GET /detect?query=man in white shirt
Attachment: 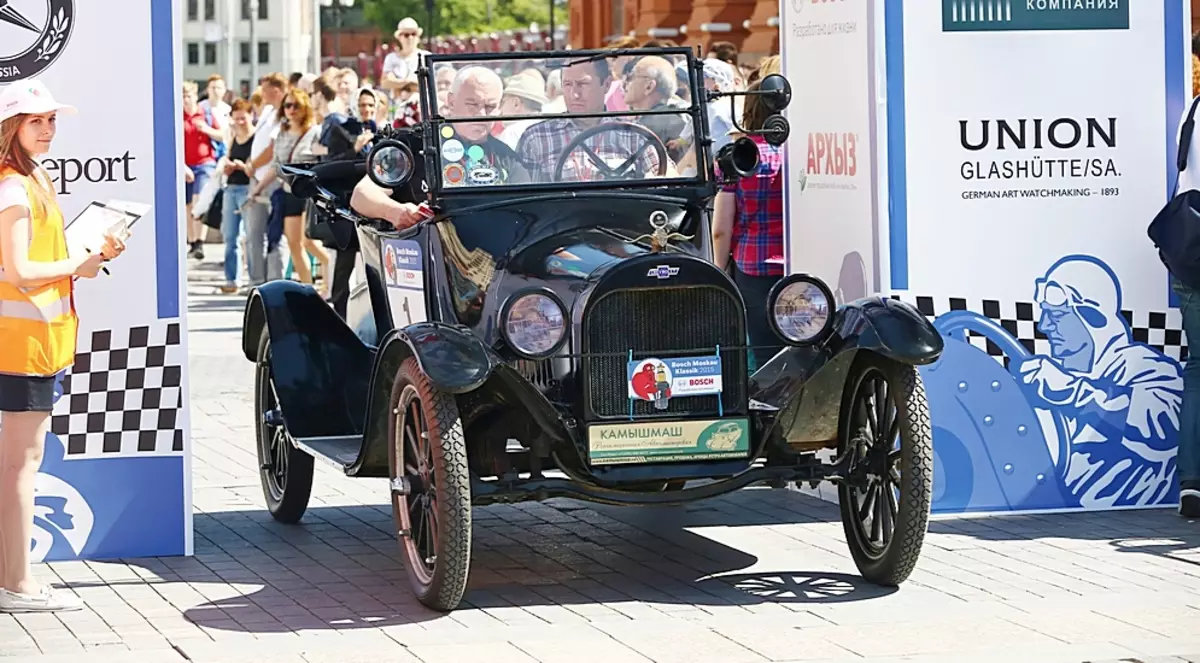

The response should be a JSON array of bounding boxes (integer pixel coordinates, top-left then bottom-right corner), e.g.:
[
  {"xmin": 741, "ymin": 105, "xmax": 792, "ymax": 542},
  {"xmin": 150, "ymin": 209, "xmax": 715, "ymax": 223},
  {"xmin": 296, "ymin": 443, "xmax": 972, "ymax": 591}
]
[
  {"xmin": 381, "ymin": 18, "xmax": 429, "ymax": 98},
  {"xmin": 198, "ymin": 74, "xmax": 231, "ymax": 140},
  {"xmin": 242, "ymin": 73, "xmax": 289, "ymax": 290}
]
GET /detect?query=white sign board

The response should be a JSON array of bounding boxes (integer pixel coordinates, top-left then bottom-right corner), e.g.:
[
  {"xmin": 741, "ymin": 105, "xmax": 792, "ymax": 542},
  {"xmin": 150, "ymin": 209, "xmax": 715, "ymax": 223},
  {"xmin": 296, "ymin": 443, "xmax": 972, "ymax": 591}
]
[
  {"xmin": 785, "ymin": 0, "xmax": 1192, "ymax": 514},
  {"xmin": 1, "ymin": 0, "xmax": 191, "ymax": 559}
]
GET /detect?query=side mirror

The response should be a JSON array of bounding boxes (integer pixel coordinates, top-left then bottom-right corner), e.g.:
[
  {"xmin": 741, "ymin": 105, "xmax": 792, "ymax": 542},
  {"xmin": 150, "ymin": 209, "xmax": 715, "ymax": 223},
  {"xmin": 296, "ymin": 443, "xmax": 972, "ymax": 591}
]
[
  {"xmin": 290, "ymin": 175, "xmax": 317, "ymax": 200},
  {"xmin": 716, "ymin": 136, "xmax": 761, "ymax": 179},
  {"xmin": 759, "ymin": 74, "xmax": 792, "ymax": 113},
  {"xmin": 761, "ymin": 114, "xmax": 790, "ymax": 147},
  {"xmin": 367, "ymin": 139, "xmax": 416, "ymax": 189}
]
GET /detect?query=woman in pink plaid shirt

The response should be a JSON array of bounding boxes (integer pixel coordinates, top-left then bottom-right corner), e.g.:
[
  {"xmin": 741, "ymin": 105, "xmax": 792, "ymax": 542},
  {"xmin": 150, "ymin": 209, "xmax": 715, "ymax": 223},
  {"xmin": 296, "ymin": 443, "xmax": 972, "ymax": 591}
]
[{"xmin": 712, "ymin": 81, "xmax": 786, "ymax": 369}]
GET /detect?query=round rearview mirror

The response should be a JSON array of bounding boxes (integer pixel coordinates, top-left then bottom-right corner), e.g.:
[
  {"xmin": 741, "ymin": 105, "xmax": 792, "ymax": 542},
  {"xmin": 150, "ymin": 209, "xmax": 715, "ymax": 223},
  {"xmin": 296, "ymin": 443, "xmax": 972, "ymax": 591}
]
[
  {"xmin": 716, "ymin": 137, "xmax": 761, "ymax": 180},
  {"xmin": 761, "ymin": 114, "xmax": 791, "ymax": 147},
  {"xmin": 368, "ymin": 139, "xmax": 415, "ymax": 189},
  {"xmin": 759, "ymin": 74, "xmax": 792, "ymax": 113}
]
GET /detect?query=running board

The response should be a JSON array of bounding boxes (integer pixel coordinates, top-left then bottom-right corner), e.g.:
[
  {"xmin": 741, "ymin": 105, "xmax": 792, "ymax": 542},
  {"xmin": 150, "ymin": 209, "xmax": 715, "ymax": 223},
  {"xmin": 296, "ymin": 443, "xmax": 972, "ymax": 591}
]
[{"xmin": 292, "ymin": 435, "xmax": 362, "ymax": 473}]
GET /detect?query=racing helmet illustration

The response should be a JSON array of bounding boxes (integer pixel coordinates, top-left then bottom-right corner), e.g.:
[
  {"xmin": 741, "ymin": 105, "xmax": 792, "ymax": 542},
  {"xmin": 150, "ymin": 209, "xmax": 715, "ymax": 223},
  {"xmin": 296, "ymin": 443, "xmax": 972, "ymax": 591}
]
[
  {"xmin": 1032, "ymin": 256, "xmax": 1126, "ymax": 374},
  {"xmin": 914, "ymin": 259, "xmax": 1136, "ymax": 512}
]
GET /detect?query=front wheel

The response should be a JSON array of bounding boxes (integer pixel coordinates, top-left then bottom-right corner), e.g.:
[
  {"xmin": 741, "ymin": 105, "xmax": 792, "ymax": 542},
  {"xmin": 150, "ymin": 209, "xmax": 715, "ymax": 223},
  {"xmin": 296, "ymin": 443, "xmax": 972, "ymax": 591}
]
[
  {"xmin": 254, "ymin": 329, "xmax": 315, "ymax": 524},
  {"xmin": 387, "ymin": 357, "xmax": 472, "ymax": 611},
  {"xmin": 836, "ymin": 355, "xmax": 933, "ymax": 586}
]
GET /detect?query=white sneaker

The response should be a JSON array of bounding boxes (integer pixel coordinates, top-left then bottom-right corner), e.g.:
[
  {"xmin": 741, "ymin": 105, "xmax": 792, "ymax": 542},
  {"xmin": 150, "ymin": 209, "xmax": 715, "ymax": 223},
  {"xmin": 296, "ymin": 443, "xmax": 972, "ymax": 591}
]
[{"xmin": 0, "ymin": 587, "xmax": 83, "ymax": 613}]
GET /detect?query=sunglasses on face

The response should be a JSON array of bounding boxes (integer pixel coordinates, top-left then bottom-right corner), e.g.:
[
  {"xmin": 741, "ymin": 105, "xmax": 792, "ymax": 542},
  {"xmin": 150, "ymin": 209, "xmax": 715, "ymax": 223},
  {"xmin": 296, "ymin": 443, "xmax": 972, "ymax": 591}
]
[
  {"xmin": 283, "ymin": 102, "xmax": 297, "ymax": 109},
  {"xmin": 399, "ymin": 32, "xmax": 419, "ymax": 37}
]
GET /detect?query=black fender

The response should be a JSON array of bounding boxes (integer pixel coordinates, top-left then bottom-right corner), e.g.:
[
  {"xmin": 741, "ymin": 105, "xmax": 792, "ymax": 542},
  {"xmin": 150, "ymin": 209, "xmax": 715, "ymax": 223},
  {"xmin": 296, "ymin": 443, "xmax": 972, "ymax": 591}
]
[
  {"xmin": 347, "ymin": 321, "xmax": 502, "ymax": 477},
  {"xmin": 748, "ymin": 296, "xmax": 942, "ymax": 448},
  {"xmin": 241, "ymin": 280, "xmax": 375, "ymax": 439},
  {"xmin": 831, "ymin": 296, "xmax": 943, "ymax": 366}
]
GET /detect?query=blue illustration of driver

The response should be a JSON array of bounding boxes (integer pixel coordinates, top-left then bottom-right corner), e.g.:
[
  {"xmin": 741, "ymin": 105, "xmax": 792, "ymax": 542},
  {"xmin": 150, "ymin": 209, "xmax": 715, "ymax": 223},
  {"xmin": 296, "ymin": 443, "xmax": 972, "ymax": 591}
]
[
  {"xmin": 926, "ymin": 255, "xmax": 1183, "ymax": 512},
  {"xmin": 1020, "ymin": 256, "xmax": 1181, "ymax": 509}
]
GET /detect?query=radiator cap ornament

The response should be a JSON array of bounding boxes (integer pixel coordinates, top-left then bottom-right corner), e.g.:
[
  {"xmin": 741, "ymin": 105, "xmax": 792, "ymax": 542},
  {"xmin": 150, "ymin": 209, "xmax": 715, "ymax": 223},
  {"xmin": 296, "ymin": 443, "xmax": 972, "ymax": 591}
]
[{"xmin": 633, "ymin": 210, "xmax": 692, "ymax": 252}]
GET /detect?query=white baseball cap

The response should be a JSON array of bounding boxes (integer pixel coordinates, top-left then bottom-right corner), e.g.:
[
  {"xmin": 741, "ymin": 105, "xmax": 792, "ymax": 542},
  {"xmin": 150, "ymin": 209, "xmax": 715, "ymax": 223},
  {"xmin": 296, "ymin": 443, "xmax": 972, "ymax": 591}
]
[{"xmin": 0, "ymin": 80, "xmax": 77, "ymax": 124}]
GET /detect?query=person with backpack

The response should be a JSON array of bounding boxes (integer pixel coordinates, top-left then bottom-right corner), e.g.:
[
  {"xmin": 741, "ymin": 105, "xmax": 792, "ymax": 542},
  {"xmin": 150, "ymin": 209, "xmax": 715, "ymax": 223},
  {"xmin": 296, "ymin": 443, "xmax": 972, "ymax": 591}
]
[
  {"xmin": 183, "ymin": 81, "xmax": 224, "ymax": 260},
  {"xmin": 1149, "ymin": 71, "xmax": 1200, "ymax": 518}
]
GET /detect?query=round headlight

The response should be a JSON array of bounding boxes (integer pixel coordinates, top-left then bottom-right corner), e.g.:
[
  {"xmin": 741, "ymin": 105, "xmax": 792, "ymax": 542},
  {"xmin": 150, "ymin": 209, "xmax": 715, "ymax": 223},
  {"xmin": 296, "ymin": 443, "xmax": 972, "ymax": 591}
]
[
  {"xmin": 769, "ymin": 276, "xmax": 834, "ymax": 345},
  {"xmin": 502, "ymin": 291, "xmax": 567, "ymax": 358}
]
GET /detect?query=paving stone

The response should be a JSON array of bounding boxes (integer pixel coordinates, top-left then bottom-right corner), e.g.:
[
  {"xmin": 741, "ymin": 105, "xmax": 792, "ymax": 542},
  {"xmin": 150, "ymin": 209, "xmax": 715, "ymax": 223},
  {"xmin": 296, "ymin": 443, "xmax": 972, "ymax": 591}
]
[{"xmin": 22, "ymin": 255, "xmax": 1200, "ymax": 662}]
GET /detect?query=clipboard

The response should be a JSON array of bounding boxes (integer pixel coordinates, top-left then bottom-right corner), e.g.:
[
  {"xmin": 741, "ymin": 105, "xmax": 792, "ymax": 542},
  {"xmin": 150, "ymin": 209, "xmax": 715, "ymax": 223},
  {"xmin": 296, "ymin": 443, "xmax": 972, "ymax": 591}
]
[{"xmin": 64, "ymin": 200, "xmax": 150, "ymax": 257}]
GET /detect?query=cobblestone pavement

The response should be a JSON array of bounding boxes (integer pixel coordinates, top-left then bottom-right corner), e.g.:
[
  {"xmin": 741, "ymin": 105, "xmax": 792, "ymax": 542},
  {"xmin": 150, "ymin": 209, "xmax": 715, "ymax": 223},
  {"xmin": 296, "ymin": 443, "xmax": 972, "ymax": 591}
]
[{"xmin": 3, "ymin": 254, "xmax": 1200, "ymax": 663}]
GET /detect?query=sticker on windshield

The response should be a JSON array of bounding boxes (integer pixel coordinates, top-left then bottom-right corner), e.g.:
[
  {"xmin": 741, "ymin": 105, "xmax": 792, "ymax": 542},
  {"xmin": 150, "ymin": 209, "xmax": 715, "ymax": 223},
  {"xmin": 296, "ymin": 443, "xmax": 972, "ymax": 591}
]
[
  {"xmin": 466, "ymin": 144, "xmax": 485, "ymax": 163},
  {"xmin": 468, "ymin": 167, "xmax": 498, "ymax": 185},
  {"xmin": 444, "ymin": 164, "xmax": 465, "ymax": 186},
  {"xmin": 441, "ymin": 139, "xmax": 464, "ymax": 162},
  {"xmin": 440, "ymin": 126, "xmax": 454, "ymax": 139}
]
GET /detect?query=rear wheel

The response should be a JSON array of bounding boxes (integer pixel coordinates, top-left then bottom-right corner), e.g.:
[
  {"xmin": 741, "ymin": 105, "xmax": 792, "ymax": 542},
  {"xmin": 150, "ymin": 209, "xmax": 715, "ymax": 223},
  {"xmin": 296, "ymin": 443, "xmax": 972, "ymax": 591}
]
[
  {"xmin": 388, "ymin": 356, "xmax": 472, "ymax": 611},
  {"xmin": 254, "ymin": 329, "xmax": 314, "ymax": 524},
  {"xmin": 836, "ymin": 355, "xmax": 933, "ymax": 585}
]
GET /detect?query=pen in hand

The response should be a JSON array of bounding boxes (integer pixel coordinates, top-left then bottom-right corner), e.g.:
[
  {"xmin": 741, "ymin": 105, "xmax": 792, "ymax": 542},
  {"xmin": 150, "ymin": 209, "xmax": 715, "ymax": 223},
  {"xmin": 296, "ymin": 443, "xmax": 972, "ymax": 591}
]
[{"xmin": 84, "ymin": 247, "xmax": 110, "ymax": 276}]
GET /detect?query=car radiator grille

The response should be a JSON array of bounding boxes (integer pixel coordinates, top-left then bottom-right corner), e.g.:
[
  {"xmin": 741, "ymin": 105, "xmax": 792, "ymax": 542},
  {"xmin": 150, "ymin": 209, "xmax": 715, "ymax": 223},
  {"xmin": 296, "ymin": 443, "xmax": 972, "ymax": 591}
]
[{"xmin": 584, "ymin": 285, "xmax": 746, "ymax": 419}]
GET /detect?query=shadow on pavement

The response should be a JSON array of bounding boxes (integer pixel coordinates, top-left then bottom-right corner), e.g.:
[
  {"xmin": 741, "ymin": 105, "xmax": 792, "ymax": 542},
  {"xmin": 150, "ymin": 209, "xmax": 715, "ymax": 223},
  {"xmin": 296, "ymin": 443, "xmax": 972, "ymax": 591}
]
[{"xmin": 146, "ymin": 489, "xmax": 901, "ymax": 632}]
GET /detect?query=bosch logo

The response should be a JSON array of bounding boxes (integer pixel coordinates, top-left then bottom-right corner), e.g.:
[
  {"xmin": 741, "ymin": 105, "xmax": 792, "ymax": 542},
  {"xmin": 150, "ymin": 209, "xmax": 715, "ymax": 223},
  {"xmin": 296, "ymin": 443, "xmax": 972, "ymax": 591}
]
[{"xmin": 648, "ymin": 265, "xmax": 679, "ymax": 280}]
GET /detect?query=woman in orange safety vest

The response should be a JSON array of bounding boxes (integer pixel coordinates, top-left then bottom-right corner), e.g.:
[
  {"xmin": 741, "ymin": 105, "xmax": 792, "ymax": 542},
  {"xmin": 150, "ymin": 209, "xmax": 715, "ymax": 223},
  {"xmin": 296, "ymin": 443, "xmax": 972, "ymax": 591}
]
[{"xmin": 0, "ymin": 81, "xmax": 126, "ymax": 613}]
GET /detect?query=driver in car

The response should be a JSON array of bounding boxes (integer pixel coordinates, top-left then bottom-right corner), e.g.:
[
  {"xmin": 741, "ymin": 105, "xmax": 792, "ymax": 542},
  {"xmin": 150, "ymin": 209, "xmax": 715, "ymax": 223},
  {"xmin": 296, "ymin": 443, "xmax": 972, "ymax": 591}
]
[
  {"xmin": 350, "ymin": 65, "xmax": 529, "ymax": 230},
  {"xmin": 515, "ymin": 58, "xmax": 672, "ymax": 184}
]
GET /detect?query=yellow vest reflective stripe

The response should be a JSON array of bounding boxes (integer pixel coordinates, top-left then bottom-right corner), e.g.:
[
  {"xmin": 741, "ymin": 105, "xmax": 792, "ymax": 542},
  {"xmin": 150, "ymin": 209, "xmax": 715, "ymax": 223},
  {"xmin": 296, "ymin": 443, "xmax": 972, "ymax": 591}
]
[{"xmin": 0, "ymin": 167, "xmax": 78, "ymax": 377}]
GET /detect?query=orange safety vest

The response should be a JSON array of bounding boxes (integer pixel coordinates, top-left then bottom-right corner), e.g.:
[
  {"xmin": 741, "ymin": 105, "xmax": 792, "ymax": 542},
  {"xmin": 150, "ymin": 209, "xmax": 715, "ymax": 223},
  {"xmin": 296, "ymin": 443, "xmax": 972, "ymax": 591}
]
[{"xmin": 0, "ymin": 167, "xmax": 78, "ymax": 377}]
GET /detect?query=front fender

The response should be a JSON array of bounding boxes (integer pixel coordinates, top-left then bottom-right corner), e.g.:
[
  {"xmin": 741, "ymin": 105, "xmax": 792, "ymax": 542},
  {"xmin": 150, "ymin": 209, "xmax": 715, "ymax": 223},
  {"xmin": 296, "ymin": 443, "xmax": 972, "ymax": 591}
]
[
  {"xmin": 240, "ymin": 280, "xmax": 375, "ymax": 439},
  {"xmin": 832, "ymin": 296, "xmax": 943, "ymax": 365},
  {"xmin": 348, "ymin": 322, "xmax": 500, "ymax": 477},
  {"xmin": 747, "ymin": 296, "xmax": 942, "ymax": 448},
  {"xmin": 377, "ymin": 322, "xmax": 499, "ymax": 394}
]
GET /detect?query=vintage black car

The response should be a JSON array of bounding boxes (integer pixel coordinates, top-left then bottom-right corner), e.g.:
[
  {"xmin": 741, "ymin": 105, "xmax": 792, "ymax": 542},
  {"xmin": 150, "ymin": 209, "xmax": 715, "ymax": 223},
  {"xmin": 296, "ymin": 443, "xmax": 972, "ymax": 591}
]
[{"xmin": 241, "ymin": 47, "xmax": 944, "ymax": 612}]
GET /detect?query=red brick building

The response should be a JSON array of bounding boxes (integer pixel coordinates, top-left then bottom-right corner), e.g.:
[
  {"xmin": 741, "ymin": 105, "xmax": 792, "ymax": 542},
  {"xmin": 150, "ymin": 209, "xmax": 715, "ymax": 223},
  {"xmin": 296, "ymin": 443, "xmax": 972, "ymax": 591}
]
[
  {"xmin": 570, "ymin": 0, "xmax": 1200, "ymax": 64},
  {"xmin": 568, "ymin": 0, "xmax": 779, "ymax": 63}
]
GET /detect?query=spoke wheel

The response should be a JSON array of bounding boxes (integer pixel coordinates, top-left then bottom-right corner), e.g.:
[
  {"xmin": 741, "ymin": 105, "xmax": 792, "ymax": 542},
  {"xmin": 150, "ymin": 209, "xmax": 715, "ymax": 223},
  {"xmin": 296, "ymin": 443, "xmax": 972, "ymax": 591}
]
[
  {"xmin": 388, "ymin": 356, "xmax": 472, "ymax": 611},
  {"xmin": 254, "ymin": 329, "xmax": 314, "ymax": 524},
  {"xmin": 836, "ymin": 355, "xmax": 933, "ymax": 586}
]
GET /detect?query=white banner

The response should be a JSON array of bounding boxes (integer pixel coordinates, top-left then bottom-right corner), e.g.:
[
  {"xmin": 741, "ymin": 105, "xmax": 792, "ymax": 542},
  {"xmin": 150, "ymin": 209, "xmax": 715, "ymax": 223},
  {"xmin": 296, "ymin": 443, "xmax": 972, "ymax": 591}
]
[
  {"xmin": 1, "ymin": 0, "xmax": 191, "ymax": 558},
  {"xmin": 785, "ymin": 0, "xmax": 1193, "ymax": 514},
  {"xmin": 782, "ymin": 0, "xmax": 882, "ymax": 304}
]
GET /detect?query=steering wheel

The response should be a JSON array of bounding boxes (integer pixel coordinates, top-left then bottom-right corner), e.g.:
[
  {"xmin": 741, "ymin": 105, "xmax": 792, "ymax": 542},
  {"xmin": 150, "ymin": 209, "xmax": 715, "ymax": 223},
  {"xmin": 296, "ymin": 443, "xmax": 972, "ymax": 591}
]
[
  {"xmin": 553, "ymin": 122, "xmax": 669, "ymax": 182},
  {"xmin": 934, "ymin": 311, "xmax": 1071, "ymax": 477}
]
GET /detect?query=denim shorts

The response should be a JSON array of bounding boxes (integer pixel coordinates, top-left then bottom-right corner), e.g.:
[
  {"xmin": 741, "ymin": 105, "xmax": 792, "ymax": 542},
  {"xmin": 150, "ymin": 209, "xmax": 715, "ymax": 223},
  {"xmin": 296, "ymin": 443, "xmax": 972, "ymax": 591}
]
[{"xmin": 185, "ymin": 162, "xmax": 216, "ymax": 204}]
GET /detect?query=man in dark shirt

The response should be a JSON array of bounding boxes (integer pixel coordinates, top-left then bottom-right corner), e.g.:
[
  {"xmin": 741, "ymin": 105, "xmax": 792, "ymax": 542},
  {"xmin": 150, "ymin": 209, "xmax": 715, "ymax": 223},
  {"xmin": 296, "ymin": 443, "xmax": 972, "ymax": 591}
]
[
  {"xmin": 438, "ymin": 66, "xmax": 529, "ymax": 188},
  {"xmin": 350, "ymin": 66, "xmax": 528, "ymax": 231}
]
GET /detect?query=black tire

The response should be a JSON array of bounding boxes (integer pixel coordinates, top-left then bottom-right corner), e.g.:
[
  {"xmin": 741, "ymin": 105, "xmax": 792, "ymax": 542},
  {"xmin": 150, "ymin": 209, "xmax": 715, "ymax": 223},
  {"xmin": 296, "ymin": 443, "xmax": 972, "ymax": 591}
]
[
  {"xmin": 836, "ymin": 354, "xmax": 933, "ymax": 586},
  {"xmin": 254, "ymin": 328, "xmax": 315, "ymax": 524},
  {"xmin": 388, "ymin": 356, "xmax": 472, "ymax": 611}
]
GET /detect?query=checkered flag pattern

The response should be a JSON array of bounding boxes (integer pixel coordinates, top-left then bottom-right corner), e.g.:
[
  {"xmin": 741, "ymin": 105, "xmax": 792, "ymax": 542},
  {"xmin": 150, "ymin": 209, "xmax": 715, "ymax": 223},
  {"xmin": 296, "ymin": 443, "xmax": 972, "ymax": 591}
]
[
  {"xmin": 892, "ymin": 295, "xmax": 1189, "ymax": 366},
  {"xmin": 50, "ymin": 322, "xmax": 187, "ymax": 459}
]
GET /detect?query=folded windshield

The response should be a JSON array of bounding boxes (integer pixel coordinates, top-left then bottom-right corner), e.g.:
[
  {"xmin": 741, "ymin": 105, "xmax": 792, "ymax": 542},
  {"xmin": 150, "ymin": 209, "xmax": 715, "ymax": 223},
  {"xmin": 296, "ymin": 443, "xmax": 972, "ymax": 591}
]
[{"xmin": 424, "ymin": 52, "xmax": 704, "ymax": 190}]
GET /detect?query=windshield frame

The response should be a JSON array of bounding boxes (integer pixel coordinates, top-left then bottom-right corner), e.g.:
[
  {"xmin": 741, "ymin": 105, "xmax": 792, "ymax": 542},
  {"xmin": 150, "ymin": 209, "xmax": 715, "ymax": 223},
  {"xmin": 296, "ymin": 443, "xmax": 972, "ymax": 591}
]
[{"xmin": 416, "ymin": 47, "xmax": 716, "ymax": 200}]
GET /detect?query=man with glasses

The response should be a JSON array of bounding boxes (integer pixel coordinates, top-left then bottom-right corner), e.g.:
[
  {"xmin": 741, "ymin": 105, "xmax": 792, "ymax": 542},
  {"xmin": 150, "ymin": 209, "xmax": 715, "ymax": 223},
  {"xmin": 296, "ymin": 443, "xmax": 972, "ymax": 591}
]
[
  {"xmin": 351, "ymin": 66, "xmax": 528, "ymax": 231},
  {"xmin": 515, "ymin": 58, "xmax": 672, "ymax": 184},
  {"xmin": 381, "ymin": 17, "xmax": 430, "ymax": 98}
]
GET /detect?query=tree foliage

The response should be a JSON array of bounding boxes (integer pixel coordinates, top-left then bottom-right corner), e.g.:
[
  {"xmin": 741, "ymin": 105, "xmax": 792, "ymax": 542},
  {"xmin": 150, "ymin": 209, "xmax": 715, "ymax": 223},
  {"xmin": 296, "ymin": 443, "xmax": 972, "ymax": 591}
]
[{"xmin": 360, "ymin": 0, "xmax": 555, "ymax": 39}]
